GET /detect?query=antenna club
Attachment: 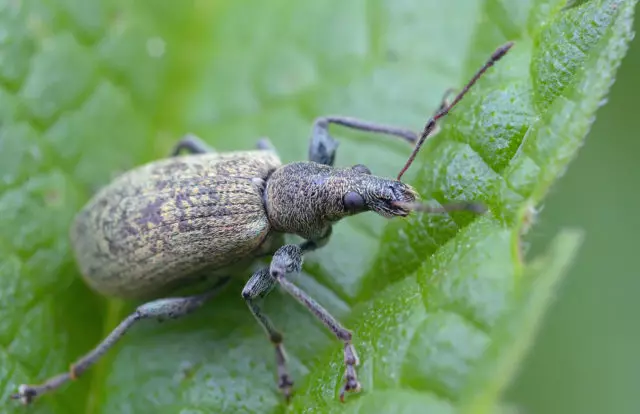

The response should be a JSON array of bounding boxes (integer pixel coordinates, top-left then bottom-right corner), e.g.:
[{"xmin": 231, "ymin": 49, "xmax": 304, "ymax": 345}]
[{"xmin": 493, "ymin": 41, "xmax": 515, "ymax": 60}]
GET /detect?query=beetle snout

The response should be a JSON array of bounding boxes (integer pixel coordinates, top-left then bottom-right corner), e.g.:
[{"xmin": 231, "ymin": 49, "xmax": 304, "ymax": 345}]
[
  {"xmin": 367, "ymin": 181, "xmax": 418, "ymax": 218},
  {"xmin": 387, "ymin": 182, "xmax": 418, "ymax": 217},
  {"xmin": 389, "ymin": 182, "xmax": 416, "ymax": 204}
]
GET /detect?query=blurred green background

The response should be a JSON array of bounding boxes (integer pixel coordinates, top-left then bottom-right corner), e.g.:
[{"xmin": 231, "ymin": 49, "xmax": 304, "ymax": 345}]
[{"xmin": 508, "ymin": 10, "xmax": 640, "ymax": 414}]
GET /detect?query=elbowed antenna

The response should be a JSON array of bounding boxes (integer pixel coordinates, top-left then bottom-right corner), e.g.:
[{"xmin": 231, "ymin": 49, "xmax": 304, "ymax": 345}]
[
  {"xmin": 397, "ymin": 41, "xmax": 515, "ymax": 181},
  {"xmin": 392, "ymin": 200, "xmax": 488, "ymax": 214}
]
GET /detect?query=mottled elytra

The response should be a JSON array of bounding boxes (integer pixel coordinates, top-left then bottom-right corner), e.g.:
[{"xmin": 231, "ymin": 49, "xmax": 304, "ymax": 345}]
[{"xmin": 11, "ymin": 42, "xmax": 513, "ymax": 406}]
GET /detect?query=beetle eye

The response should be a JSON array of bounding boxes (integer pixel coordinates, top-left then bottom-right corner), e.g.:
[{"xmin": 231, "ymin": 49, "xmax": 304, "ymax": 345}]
[
  {"xmin": 351, "ymin": 164, "xmax": 371, "ymax": 175},
  {"xmin": 343, "ymin": 191, "xmax": 366, "ymax": 212}
]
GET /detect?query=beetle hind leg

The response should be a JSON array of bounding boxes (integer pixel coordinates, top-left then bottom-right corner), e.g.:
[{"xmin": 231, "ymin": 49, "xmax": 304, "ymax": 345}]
[
  {"xmin": 256, "ymin": 137, "xmax": 277, "ymax": 152},
  {"xmin": 170, "ymin": 134, "xmax": 216, "ymax": 156},
  {"xmin": 11, "ymin": 277, "xmax": 230, "ymax": 405}
]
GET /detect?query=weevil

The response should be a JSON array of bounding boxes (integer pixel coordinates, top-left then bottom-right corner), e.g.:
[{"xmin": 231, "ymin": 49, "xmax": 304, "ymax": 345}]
[{"xmin": 11, "ymin": 42, "xmax": 513, "ymax": 405}]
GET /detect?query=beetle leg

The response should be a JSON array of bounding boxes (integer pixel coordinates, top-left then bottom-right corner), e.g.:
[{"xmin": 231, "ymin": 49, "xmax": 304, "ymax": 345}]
[
  {"xmin": 308, "ymin": 116, "xmax": 416, "ymax": 166},
  {"xmin": 256, "ymin": 137, "xmax": 277, "ymax": 152},
  {"xmin": 11, "ymin": 277, "xmax": 230, "ymax": 405},
  {"xmin": 269, "ymin": 244, "xmax": 361, "ymax": 402},
  {"xmin": 241, "ymin": 268, "xmax": 294, "ymax": 401},
  {"xmin": 308, "ymin": 88, "xmax": 455, "ymax": 166},
  {"xmin": 299, "ymin": 226, "xmax": 332, "ymax": 252},
  {"xmin": 170, "ymin": 133, "xmax": 216, "ymax": 156}
]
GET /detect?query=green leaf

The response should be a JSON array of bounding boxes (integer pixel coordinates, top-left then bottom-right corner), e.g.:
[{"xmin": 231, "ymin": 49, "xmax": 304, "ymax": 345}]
[{"xmin": 0, "ymin": 1, "xmax": 634, "ymax": 413}]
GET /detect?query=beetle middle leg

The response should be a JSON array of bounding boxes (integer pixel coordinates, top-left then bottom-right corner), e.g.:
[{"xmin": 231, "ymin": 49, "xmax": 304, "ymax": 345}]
[
  {"xmin": 249, "ymin": 241, "xmax": 360, "ymax": 402},
  {"xmin": 11, "ymin": 277, "xmax": 230, "ymax": 405},
  {"xmin": 170, "ymin": 133, "xmax": 216, "ymax": 156},
  {"xmin": 242, "ymin": 268, "xmax": 294, "ymax": 401}
]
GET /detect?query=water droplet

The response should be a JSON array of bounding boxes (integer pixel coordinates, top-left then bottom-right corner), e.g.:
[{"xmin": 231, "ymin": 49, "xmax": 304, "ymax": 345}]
[{"xmin": 146, "ymin": 37, "xmax": 165, "ymax": 58}]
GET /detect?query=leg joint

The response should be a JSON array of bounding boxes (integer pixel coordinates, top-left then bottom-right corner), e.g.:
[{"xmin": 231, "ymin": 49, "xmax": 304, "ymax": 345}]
[
  {"xmin": 270, "ymin": 331, "xmax": 283, "ymax": 344},
  {"xmin": 313, "ymin": 116, "xmax": 329, "ymax": 128},
  {"xmin": 338, "ymin": 330, "xmax": 352, "ymax": 342},
  {"xmin": 69, "ymin": 364, "xmax": 78, "ymax": 380}
]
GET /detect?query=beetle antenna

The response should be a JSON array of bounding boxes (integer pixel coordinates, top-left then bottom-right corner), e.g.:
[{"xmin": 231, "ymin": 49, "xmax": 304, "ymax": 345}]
[
  {"xmin": 393, "ymin": 200, "xmax": 487, "ymax": 214},
  {"xmin": 397, "ymin": 41, "xmax": 514, "ymax": 181}
]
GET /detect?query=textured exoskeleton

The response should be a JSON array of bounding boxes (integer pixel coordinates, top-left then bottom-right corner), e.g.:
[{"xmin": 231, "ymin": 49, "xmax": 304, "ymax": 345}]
[{"xmin": 11, "ymin": 42, "xmax": 513, "ymax": 407}]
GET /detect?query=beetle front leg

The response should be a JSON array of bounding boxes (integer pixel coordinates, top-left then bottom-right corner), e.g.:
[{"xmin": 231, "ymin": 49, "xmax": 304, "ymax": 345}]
[
  {"xmin": 11, "ymin": 278, "xmax": 230, "ymax": 405},
  {"xmin": 242, "ymin": 268, "xmax": 294, "ymax": 401},
  {"xmin": 269, "ymin": 244, "xmax": 361, "ymax": 402},
  {"xmin": 308, "ymin": 88, "xmax": 458, "ymax": 166},
  {"xmin": 309, "ymin": 116, "xmax": 418, "ymax": 166},
  {"xmin": 170, "ymin": 133, "xmax": 216, "ymax": 156}
]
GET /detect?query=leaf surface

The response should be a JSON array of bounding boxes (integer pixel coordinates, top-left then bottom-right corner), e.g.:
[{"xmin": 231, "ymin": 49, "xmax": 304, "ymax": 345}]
[{"xmin": 0, "ymin": 0, "xmax": 634, "ymax": 413}]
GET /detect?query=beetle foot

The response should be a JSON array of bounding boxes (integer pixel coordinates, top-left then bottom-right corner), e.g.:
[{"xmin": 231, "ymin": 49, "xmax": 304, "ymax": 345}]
[
  {"xmin": 10, "ymin": 372, "xmax": 72, "ymax": 405},
  {"xmin": 10, "ymin": 384, "xmax": 38, "ymax": 405},
  {"xmin": 278, "ymin": 373, "xmax": 294, "ymax": 402},
  {"xmin": 339, "ymin": 342, "xmax": 361, "ymax": 402}
]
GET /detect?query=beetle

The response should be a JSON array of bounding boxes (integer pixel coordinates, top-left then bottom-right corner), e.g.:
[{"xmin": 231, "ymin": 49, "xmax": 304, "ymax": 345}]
[{"xmin": 11, "ymin": 42, "xmax": 513, "ymax": 405}]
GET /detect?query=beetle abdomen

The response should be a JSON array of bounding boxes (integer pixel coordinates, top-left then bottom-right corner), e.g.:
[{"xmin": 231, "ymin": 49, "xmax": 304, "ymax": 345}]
[{"xmin": 71, "ymin": 151, "xmax": 281, "ymax": 299}]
